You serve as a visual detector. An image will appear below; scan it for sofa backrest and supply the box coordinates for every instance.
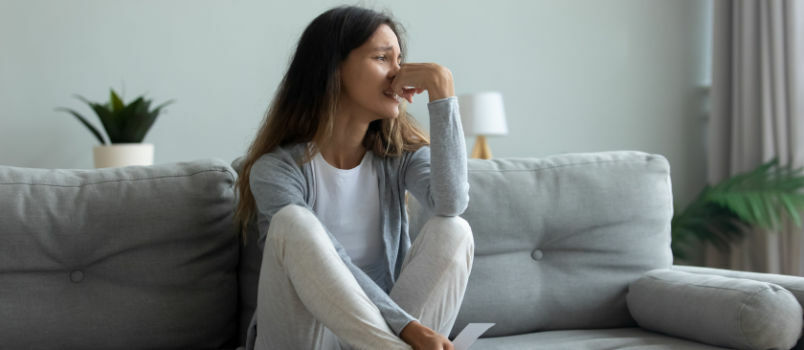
[408,151,674,338]
[0,159,241,349]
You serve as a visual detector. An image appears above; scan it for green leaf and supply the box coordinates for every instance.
[118,97,146,142]
[73,94,119,142]
[779,194,803,227]
[121,96,157,142]
[724,193,753,224]
[55,107,107,144]
[73,94,93,107]
[762,192,780,230]
[136,98,152,116]
[110,89,124,113]
[133,99,174,141]
[151,99,175,114]
[89,101,122,142]
[744,192,765,227]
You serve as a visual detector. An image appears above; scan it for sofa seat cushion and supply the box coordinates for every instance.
[471,328,729,350]
[0,159,240,350]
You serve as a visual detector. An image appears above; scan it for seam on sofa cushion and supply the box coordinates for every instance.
[468,159,663,174]
[0,168,235,187]
[645,274,765,296]
[672,267,804,300]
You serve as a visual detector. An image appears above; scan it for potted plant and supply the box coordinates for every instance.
[671,157,804,260]
[57,89,173,168]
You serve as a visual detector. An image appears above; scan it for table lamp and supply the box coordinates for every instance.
[458,92,508,159]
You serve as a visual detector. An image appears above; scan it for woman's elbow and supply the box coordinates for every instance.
[435,191,469,216]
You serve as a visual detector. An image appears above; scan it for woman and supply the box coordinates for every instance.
[234,5,473,350]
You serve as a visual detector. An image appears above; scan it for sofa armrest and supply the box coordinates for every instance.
[672,265,804,306]
[627,269,802,350]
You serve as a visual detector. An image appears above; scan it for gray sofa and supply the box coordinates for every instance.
[1,150,802,350]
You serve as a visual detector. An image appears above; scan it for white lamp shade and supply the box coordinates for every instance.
[458,92,508,136]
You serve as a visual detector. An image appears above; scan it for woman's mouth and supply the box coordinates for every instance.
[383,90,403,103]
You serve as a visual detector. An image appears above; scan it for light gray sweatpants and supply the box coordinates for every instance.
[254,204,474,350]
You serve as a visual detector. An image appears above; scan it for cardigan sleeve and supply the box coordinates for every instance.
[249,150,418,336]
[403,96,470,216]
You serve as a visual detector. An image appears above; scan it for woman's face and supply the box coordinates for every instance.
[338,23,403,121]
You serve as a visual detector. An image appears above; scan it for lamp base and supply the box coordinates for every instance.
[470,135,492,159]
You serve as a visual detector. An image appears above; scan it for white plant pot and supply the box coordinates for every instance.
[93,143,154,168]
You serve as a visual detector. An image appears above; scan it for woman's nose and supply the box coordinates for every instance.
[388,59,401,77]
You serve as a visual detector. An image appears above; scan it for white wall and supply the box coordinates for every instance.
[0,0,711,208]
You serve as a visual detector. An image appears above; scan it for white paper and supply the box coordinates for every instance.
[451,323,495,350]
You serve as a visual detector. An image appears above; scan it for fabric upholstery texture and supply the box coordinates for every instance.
[0,159,240,349]
[470,328,729,349]
[673,264,804,306]
[627,269,803,350]
[408,151,675,338]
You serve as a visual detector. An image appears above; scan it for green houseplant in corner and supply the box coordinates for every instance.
[671,157,804,260]
[56,88,174,168]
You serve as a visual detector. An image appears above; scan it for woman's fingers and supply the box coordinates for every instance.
[392,63,443,103]
[402,87,416,103]
[400,87,426,103]
[392,65,423,99]
[393,83,424,104]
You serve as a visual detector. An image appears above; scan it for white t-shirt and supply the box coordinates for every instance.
[311,150,383,270]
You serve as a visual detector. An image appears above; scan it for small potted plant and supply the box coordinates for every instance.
[57,89,173,168]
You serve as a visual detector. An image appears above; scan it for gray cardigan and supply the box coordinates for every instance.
[246,96,469,345]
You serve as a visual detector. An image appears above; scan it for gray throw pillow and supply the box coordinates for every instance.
[627,269,803,350]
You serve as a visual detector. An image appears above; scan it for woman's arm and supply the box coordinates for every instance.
[249,152,418,336]
[395,64,467,349]
[403,96,470,216]
[396,64,470,216]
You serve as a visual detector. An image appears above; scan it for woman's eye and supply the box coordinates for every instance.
[375,56,402,64]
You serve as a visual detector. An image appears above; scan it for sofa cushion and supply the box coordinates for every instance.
[231,155,262,347]
[0,159,240,350]
[673,265,804,307]
[408,151,674,338]
[470,328,729,350]
[627,269,803,350]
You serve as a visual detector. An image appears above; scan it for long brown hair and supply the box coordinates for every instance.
[234,5,430,243]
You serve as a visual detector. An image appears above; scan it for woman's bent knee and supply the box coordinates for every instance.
[264,204,333,261]
[267,204,319,241]
[272,204,312,227]
[420,216,474,248]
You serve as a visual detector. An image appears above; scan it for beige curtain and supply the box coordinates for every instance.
[705,0,804,275]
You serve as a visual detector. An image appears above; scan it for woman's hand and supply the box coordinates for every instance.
[390,63,455,103]
[399,321,454,350]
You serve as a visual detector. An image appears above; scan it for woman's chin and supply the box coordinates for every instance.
[380,107,400,119]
